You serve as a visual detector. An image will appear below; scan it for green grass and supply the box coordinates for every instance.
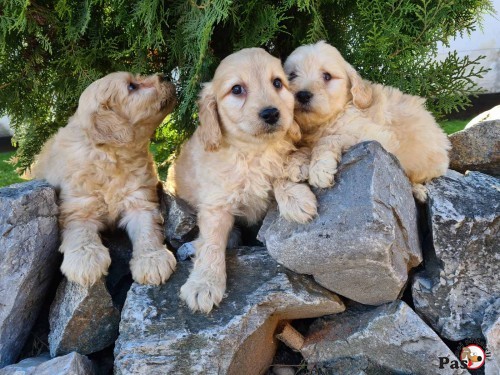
[439,119,468,135]
[0,151,24,188]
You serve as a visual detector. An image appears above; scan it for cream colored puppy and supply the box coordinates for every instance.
[284,41,450,201]
[31,72,177,287]
[167,48,317,313]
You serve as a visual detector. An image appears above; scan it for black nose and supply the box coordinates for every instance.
[296,90,313,104]
[259,107,280,125]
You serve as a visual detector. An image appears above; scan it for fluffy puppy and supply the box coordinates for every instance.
[166,48,317,313]
[284,41,450,201]
[31,72,177,286]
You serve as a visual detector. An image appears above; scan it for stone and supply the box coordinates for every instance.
[482,300,500,375]
[301,301,465,375]
[114,246,345,375]
[258,141,422,305]
[412,170,500,341]
[159,187,198,250]
[449,106,500,176]
[0,180,59,367]
[48,278,120,357]
[0,352,95,375]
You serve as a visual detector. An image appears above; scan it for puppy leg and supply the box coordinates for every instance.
[309,134,357,188]
[411,183,428,203]
[122,209,177,285]
[273,179,317,223]
[180,207,234,313]
[285,147,311,183]
[60,221,111,287]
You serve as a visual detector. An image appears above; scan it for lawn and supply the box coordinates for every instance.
[0,151,23,187]
[0,118,470,189]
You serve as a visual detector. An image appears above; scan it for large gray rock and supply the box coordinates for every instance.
[482,299,500,375]
[48,278,120,357]
[412,170,500,341]
[0,352,95,375]
[449,106,500,176]
[0,180,59,367]
[159,188,198,249]
[301,301,465,375]
[258,141,422,305]
[114,246,345,375]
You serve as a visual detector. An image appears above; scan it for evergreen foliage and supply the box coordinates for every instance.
[0,0,493,174]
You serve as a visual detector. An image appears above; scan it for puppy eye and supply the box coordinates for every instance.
[128,82,138,91]
[323,72,332,82]
[273,78,283,89]
[231,85,244,95]
[288,72,297,81]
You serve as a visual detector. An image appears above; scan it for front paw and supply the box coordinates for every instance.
[130,247,177,285]
[61,243,111,287]
[287,162,309,183]
[180,271,226,313]
[309,158,338,188]
[279,183,318,224]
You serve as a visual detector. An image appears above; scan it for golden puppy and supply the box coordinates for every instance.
[166,48,317,313]
[30,72,177,287]
[284,41,450,201]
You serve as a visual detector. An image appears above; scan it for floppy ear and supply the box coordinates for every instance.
[88,103,134,146]
[287,120,302,144]
[346,64,373,109]
[197,82,222,152]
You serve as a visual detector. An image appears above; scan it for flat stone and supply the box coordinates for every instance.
[449,106,500,176]
[48,278,120,357]
[301,301,465,375]
[259,141,422,305]
[0,180,59,367]
[114,246,344,375]
[412,170,500,340]
[0,352,95,375]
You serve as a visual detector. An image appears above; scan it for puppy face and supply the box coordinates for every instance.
[78,72,176,146]
[197,48,297,151]
[284,41,372,128]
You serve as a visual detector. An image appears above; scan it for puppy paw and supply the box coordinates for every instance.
[130,247,177,285]
[287,162,309,183]
[309,158,338,188]
[412,183,428,203]
[61,243,111,287]
[279,183,318,224]
[180,272,226,313]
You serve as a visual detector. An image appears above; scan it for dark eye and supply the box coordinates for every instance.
[231,85,244,95]
[288,72,297,81]
[128,82,137,91]
[273,78,283,89]
[323,72,332,81]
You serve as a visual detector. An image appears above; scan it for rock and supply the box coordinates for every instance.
[449,106,500,176]
[258,141,422,305]
[301,301,465,375]
[0,352,95,375]
[48,278,120,357]
[114,246,345,375]
[0,180,59,367]
[159,188,198,249]
[412,170,500,341]
[482,300,500,375]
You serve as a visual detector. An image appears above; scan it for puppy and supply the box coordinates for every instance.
[284,41,450,201]
[166,48,317,313]
[30,72,177,286]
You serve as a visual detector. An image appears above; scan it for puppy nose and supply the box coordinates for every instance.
[259,107,280,125]
[296,90,313,104]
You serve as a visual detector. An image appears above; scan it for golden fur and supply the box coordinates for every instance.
[284,41,451,201]
[166,48,317,313]
[31,72,177,286]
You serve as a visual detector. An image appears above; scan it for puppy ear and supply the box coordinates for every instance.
[287,120,302,144]
[88,103,134,146]
[346,64,373,109]
[197,82,222,152]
